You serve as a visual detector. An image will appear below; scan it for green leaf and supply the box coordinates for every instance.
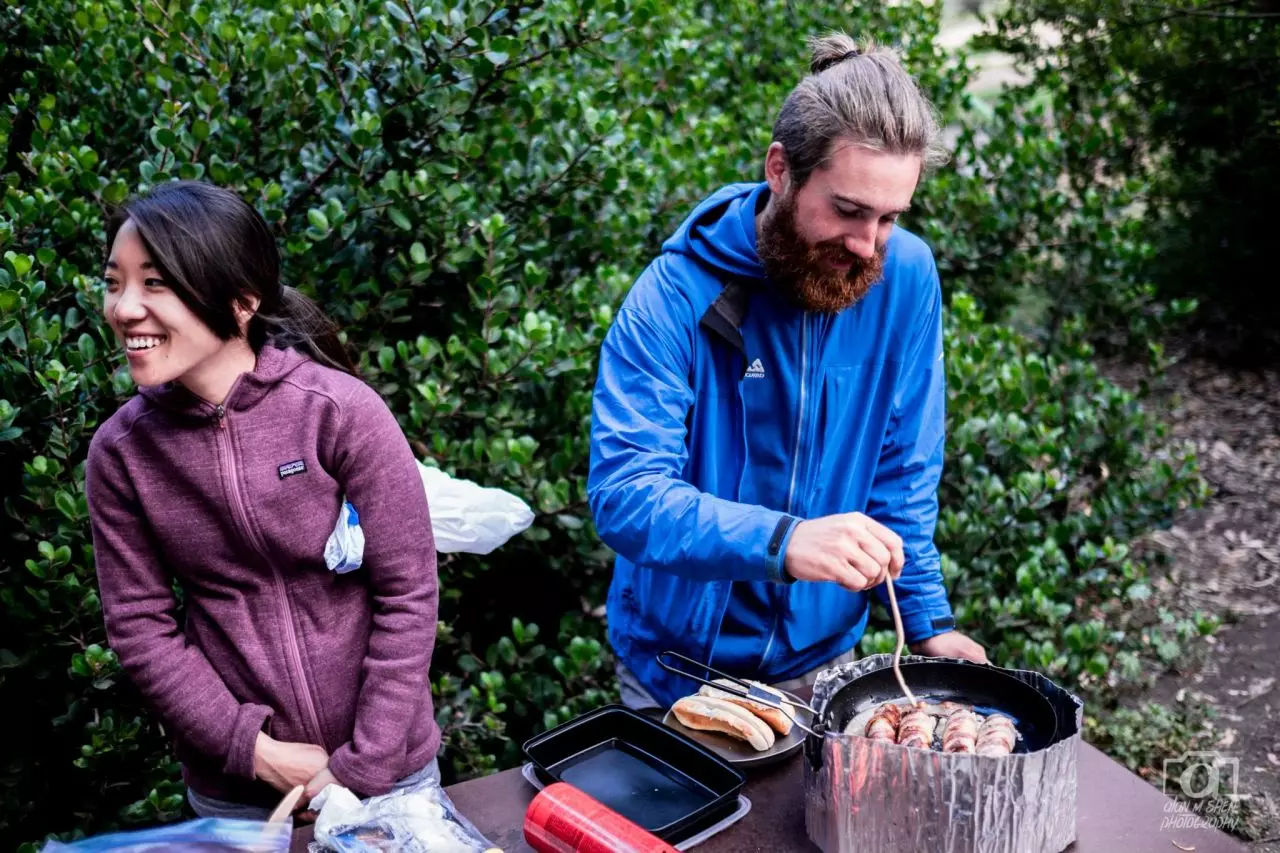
[6,254,32,278]
[410,242,427,265]
[307,209,330,231]
[384,1,412,24]
[388,207,412,231]
[55,490,78,520]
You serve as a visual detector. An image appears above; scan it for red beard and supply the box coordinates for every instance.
[757,192,887,313]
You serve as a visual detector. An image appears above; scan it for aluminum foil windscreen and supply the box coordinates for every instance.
[804,654,1084,853]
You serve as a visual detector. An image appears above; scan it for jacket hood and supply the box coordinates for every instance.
[138,344,316,420]
[661,182,771,283]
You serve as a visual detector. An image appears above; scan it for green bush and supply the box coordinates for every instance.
[980,0,1280,360]
[862,293,1212,704]
[0,0,1213,846]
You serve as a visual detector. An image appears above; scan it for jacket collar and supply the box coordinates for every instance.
[138,344,311,421]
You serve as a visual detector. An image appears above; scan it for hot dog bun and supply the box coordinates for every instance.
[671,696,776,751]
[697,679,794,735]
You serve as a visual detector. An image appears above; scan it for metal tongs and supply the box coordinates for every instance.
[657,650,822,737]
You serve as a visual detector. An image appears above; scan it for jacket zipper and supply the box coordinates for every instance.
[761,314,811,673]
[212,405,327,749]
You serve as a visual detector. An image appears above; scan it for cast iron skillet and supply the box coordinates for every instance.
[815,658,1059,753]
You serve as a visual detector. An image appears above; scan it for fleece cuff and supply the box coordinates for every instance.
[223,703,274,780]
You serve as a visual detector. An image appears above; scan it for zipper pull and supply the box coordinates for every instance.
[214,404,227,429]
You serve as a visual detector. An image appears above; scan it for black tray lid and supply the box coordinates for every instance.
[522,704,746,841]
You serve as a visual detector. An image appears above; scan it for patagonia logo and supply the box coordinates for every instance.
[277,460,307,480]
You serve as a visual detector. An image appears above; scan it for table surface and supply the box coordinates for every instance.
[291,738,1251,853]
[444,740,1251,853]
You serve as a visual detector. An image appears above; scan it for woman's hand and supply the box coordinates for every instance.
[253,732,329,794]
[303,766,340,803]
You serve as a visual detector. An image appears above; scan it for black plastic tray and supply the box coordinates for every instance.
[522,705,746,841]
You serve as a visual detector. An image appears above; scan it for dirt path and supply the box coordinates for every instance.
[936,5,1280,844]
[1112,356,1280,849]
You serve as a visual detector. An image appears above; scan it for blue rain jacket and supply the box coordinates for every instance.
[587,182,956,709]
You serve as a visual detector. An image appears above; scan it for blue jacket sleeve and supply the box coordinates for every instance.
[588,303,796,582]
[867,265,956,644]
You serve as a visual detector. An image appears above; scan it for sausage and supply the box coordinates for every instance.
[864,702,903,742]
[941,708,979,753]
[896,708,936,749]
[976,714,1018,757]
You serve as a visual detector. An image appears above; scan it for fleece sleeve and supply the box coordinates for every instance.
[86,434,272,780]
[324,381,438,796]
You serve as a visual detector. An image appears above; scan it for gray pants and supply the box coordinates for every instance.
[617,646,859,713]
[187,757,441,820]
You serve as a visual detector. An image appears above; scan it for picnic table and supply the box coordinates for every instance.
[292,691,1251,853]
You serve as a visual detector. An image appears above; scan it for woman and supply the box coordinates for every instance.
[85,181,441,819]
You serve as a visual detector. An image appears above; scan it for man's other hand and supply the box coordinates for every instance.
[783,512,905,592]
[910,630,989,664]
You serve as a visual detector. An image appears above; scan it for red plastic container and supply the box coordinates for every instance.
[523,783,681,853]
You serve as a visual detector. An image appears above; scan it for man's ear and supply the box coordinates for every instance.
[764,142,790,197]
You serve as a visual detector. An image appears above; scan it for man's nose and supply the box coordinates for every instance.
[844,227,877,261]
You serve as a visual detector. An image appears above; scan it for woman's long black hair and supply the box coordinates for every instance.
[104,181,358,375]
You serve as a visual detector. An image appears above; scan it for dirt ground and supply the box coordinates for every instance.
[1107,354,1280,849]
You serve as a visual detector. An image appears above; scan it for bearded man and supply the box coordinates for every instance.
[587,33,989,714]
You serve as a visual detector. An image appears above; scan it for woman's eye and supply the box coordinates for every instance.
[103,278,120,292]
[144,278,167,289]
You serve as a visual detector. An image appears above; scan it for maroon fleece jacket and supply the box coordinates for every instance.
[85,345,440,804]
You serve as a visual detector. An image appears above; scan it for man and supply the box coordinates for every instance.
[587,33,988,714]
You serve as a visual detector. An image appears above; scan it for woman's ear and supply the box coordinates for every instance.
[234,295,262,333]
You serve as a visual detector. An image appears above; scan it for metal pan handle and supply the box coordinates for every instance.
[656,650,821,737]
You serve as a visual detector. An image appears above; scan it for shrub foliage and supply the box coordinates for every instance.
[0,0,1210,845]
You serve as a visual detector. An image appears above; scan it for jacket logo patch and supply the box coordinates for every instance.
[278,460,307,480]
[745,358,766,379]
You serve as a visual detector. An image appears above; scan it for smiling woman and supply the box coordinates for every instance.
[86,181,443,821]
[102,182,356,397]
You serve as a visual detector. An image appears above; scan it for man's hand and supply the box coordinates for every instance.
[253,733,329,795]
[784,512,905,592]
[304,766,340,804]
[910,630,989,664]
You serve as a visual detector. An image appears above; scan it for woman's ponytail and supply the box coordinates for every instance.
[255,285,359,376]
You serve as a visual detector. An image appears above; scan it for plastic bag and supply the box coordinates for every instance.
[417,462,534,555]
[324,500,365,574]
[40,818,292,852]
[308,775,499,853]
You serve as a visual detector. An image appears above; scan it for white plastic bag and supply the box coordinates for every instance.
[308,777,499,853]
[417,462,534,555]
[324,500,365,574]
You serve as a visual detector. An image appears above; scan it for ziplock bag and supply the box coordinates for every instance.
[308,774,500,852]
[40,818,292,852]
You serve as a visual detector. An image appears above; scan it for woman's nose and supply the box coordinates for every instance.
[109,287,147,324]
